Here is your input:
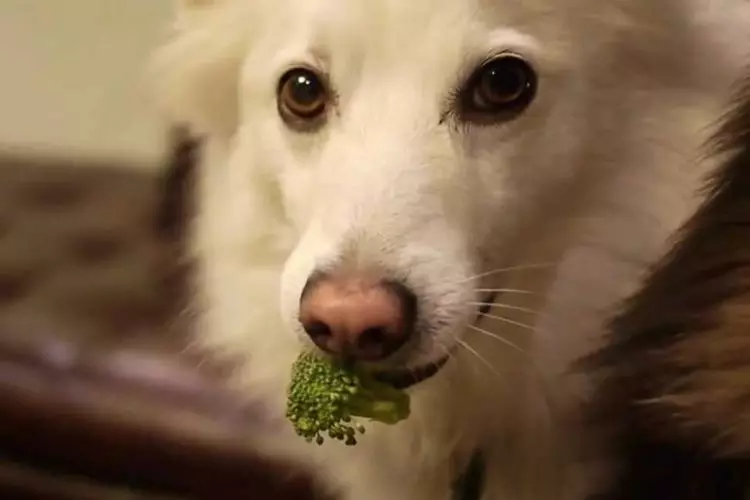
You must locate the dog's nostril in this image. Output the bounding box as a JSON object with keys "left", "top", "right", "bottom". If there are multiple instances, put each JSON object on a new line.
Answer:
{"left": 357, "top": 327, "right": 388, "bottom": 351}
{"left": 304, "top": 320, "right": 332, "bottom": 340}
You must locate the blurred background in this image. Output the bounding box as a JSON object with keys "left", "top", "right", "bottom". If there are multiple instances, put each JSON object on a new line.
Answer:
{"left": 0, "top": 0, "right": 170, "bottom": 169}
{"left": 1, "top": 2, "right": 749, "bottom": 500}
{"left": 0, "top": 2, "right": 320, "bottom": 499}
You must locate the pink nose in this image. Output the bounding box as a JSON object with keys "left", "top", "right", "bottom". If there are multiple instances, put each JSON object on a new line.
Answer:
{"left": 298, "top": 273, "right": 417, "bottom": 362}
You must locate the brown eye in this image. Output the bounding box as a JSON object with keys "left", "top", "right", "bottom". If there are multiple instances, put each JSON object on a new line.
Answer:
{"left": 277, "top": 68, "right": 329, "bottom": 124}
{"left": 462, "top": 55, "right": 537, "bottom": 120}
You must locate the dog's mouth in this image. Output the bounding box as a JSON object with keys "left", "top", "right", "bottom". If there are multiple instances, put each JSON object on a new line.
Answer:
{"left": 373, "top": 357, "right": 450, "bottom": 390}
{"left": 373, "top": 292, "right": 498, "bottom": 390}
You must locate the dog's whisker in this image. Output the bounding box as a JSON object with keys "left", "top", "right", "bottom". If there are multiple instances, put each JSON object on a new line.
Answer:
{"left": 467, "top": 324, "right": 527, "bottom": 354}
{"left": 477, "top": 312, "right": 536, "bottom": 331}
{"left": 456, "top": 262, "right": 556, "bottom": 285}
{"left": 459, "top": 329, "right": 561, "bottom": 475}
{"left": 456, "top": 340, "right": 484, "bottom": 383}
{"left": 456, "top": 339, "right": 504, "bottom": 381}
{"left": 468, "top": 302, "right": 539, "bottom": 315}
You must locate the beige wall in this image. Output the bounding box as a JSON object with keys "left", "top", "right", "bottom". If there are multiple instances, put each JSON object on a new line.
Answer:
{"left": 0, "top": 1, "right": 173, "bottom": 169}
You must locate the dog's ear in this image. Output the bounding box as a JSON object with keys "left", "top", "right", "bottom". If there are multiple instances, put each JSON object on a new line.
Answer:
{"left": 152, "top": 0, "right": 242, "bottom": 138}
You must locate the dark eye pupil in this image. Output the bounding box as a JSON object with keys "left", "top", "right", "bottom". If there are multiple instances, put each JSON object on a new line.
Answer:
{"left": 482, "top": 64, "right": 525, "bottom": 101}
{"left": 290, "top": 73, "right": 323, "bottom": 106}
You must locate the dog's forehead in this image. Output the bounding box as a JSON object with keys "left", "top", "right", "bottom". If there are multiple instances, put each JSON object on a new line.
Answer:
{"left": 302, "top": 0, "right": 559, "bottom": 52}
{"left": 269, "top": 0, "right": 600, "bottom": 80}
{"left": 298, "top": 0, "right": 480, "bottom": 63}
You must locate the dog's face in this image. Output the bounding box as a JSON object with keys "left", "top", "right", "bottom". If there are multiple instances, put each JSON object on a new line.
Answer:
{"left": 157, "top": 0, "right": 643, "bottom": 382}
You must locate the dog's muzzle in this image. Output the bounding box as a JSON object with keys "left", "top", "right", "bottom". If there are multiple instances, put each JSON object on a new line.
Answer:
{"left": 373, "top": 292, "right": 497, "bottom": 389}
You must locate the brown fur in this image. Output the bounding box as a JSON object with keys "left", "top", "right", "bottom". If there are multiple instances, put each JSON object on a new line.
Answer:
{"left": 585, "top": 76, "right": 750, "bottom": 499}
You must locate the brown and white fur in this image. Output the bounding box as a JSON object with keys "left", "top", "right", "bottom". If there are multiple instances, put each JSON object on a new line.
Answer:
{"left": 150, "top": 1, "right": 747, "bottom": 499}
{"left": 587, "top": 74, "right": 750, "bottom": 500}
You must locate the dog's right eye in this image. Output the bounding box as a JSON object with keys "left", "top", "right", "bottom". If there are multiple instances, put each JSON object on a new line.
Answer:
{"left": 277, "top": 68, "right": 329, "bottom": 127}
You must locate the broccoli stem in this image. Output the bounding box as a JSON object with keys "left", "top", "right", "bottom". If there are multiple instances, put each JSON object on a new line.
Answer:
{"left": 348, "top": 397, "right": 409, "bottom": 424}
{"left": 347, "top": 372, "right": 411, "bottom": 424}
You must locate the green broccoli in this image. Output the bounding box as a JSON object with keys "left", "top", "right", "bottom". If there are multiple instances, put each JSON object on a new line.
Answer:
{"left": 286, "top": 351, "right": 411, "bottom": 446}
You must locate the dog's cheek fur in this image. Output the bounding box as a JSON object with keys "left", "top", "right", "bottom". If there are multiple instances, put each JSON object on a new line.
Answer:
{"left": 587, "top": 76, "right": 750, "bottom": 499}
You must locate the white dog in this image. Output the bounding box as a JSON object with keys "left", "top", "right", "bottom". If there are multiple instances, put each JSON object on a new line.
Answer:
{"left": 151, "top": 1, "right": 746, "bottom": 499}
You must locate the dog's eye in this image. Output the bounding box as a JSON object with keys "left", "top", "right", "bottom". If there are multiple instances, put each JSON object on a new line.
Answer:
{"left": 461, "top": 55, "right": 537, "bottom": 121}
{"left": 277, "top": 68, "right": 329, "bottom": 125}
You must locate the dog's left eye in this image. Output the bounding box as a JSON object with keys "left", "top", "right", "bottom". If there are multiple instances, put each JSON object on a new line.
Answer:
{"left": 277, "top": 68, "right": 329, "bottom": 127}
{"left": 459, "top": 55, "right": 537, "bottom": 122}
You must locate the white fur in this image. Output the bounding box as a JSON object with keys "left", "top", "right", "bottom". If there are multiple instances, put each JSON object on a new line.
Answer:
{"left": 151, "top": 1, "right": 748, "bottom": 499}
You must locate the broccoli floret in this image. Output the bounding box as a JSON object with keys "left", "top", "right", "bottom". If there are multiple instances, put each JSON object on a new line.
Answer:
{"left": 286, "top": 351, "right": 411, "bottom": 446}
